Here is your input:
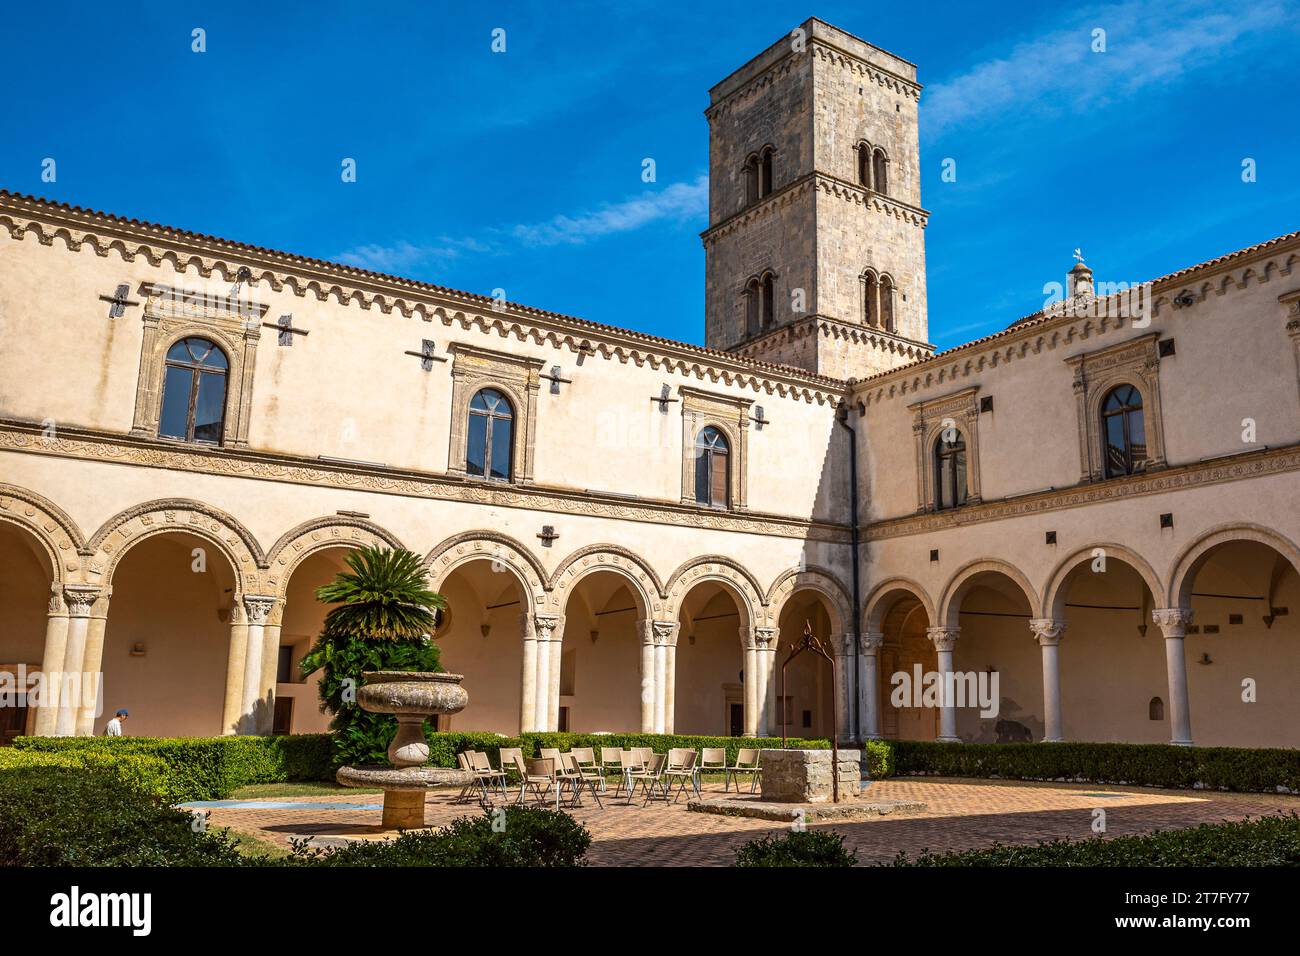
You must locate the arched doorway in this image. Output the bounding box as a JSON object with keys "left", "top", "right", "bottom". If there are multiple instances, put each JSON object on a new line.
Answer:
{"left": 775, "top": 590, "right": 836, "bottom": 740}
{"left": 276, "top": 547, "right": 355, "bottom": 735}
{"left": 674, "top": 581, "right": 747, "bottom": 736}
{"left": 560, "top": 570, "right": 645, "bottom": 733}
{"left": 0, "top": 524, "right": 55, "bottom": 743}
{"left": 433, "top": 557, "right": 528, "bottom": 734}
{"left": 99, "top": 531, "right": 236, "bottom": 736}
{"left": 869, "top": 587, "right": 936, "bottom": 741}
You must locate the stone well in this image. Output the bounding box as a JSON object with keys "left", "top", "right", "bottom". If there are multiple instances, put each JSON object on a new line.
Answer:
{"left": 760, "top": 748, "right": 861, "bottom": 803}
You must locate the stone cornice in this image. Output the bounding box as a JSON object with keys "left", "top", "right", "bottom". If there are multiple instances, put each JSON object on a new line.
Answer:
{"left": 0, "top": 419, "right": 852, "bottom": 544}
{"left": 0, "top": 190, "right": 845, "bottom": 406}
{"left": 813, "top": 174, "right": 929, "bottom": 225}
{"left": 863, "top": 443, "right": 1300, "bottom": 541}
{"left": 736, "top": 314, "right": 933, "bottom": 366}
{"left": 700, "top": 176, "right": 815, "bottom": 244}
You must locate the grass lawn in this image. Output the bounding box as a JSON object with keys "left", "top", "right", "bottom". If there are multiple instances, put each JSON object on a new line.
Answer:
{"left": 230, "top": 781, "right": 383, "bottom": 800}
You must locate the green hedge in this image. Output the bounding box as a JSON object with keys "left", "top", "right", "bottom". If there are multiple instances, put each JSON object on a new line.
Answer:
{"left": 735, "top": 830, "right": 858, "bottom": 867}
{"left": 889, "top": 740, "right": 1300, "bottom": 793}
{"left": 890, "top": 813, "right": 1300, "bottom": 866}
{"left": 13, "top": 735, "right": 333, "bottom": 801}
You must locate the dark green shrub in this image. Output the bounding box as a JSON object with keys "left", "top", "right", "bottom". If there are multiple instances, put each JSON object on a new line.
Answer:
{"left": 290, "top": 805, "right": 591, "bottom": 867}
{"left": 0, "top": 766, "right": 247, "bottom": 866}
{"left": 889, "top": 740, "right": 1300, "bottom": 793}
{"left": 890, "top": 813, "right": 1300, "bottom": 866}
{"left": 735, "top": 830, "right": 857, "bottom": 867}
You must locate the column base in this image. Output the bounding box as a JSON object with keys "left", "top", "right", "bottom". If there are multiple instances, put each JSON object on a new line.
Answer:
{"left": 1170, "top": 738, "right": 1195, "bottom": 747}
{"left": 1041, "top": 736, "right": 1064, "bottom": 743}
{"left": 935, "top": 735, "right": 962, "bottom": 743}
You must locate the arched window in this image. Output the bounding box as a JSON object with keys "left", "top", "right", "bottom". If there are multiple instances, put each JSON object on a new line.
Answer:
{"left": 744, "top": 277, "right": 762, "bottom": 337}
{"left": 863, "top": 272, "right": 878, "bottom": 327}
{"left": 467, "top": 388, "right": 514, "bottom": 481}
{"left": 761, "top": 272, "right": 775, "bottom": 328}
{"left": 758, "top": 147, "right": 774, "bottom": 198}
{"left": 857, "top": 143, "right": 872, "bottom": 189}
{"left": 873, "top": 148, "right": 888, "bottom": 196}
{"left": 880, "top": 275, "right": 896, "bottom": 333}
{"left": 1148, "top": 697, "right": 1164, "bottom": 721}
{"left": 934, "top": 432, "right": 968, "bottom": 510}
{"left": 1101, "top": 384, "right": 1146, "bottom": 478}
{"left": 159, "top": 337, "right": 228, "bottom": 444}
{"left": 743, "top": 155, "right": 759, "bottom": 206}
{"left": 694, "top": 426, "right": 730, "bottom": 508}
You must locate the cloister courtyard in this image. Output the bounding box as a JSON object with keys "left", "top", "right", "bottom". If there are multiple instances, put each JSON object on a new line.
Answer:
{"left": 192, "top": 775, "right": 1300, "bottom": 866}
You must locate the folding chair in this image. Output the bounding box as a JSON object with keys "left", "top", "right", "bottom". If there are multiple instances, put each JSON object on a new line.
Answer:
{"left": 453, "top": 751, "right": 479, "bottom": 804}
{"left": 468, "top": 750, "right": 509, "bottom": 804}
{"left": 599, "top": 746, "right": 623, "bottom": 785}
{"left": 614, "top": 748, "right": 643, "bottom": 799}
{"left": 664, "top": 749, "right": 699, "bottom": 803}
{"left": 571, "top": 752, "right": 606, "bottom": 808}
{"left": 570, "top": 747, "right": 603, "bottom": 792}
{"left": 514, "top": 754, "right": 559, "bottom": 809}
{"left": 725, "top": 748, "right": 762, "bottom": 794}
{"left": 629, "top": 752, "right": 668, "bottom": 806}
{"left": 699, "top": 747, "right": 726, "bottom": 790}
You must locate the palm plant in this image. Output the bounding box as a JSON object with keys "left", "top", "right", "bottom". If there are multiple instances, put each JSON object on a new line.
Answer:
{"left": 314, "top": 546, "right": 446, "bottom": 639}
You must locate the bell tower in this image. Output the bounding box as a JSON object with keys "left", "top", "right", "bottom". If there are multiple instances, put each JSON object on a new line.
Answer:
{"left": 702, "top": 18, "right": 934, "bottom": 380}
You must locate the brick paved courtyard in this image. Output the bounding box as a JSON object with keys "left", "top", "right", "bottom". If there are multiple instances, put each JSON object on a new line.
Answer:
{"left": 197, "top": 777, "right": 1300, "bottom": 866}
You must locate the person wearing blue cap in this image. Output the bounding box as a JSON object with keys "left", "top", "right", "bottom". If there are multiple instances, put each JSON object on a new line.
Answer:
{"left": 105, "top": 709, "right": 129, "bottom": 737}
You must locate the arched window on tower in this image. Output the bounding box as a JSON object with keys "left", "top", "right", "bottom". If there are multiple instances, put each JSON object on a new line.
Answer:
{"left": 873, "top": 148, "right": 889, "bottom": 196}
{"left": 857, "top": 142, "right": 872, "bottom": 189}
{"left": 744, "top": 276, "right": 762, "bottom": 337}
{"left": 761, "top": 272, "right": 775, "bottom": 328}
{"left": 759, "top": 147, "right": 774, "bottom": 198}
{"left": 694, "top": 426, "right": 730, "bottom": 508}
{"left": 743, "top": 154, "right": 759, "bottom": 206}
{"left": 879, "top": 275, "right": 896, "bottom": 333}
{"left": 1101, "top": 384, "right": 1146, "bottom": 478}
{"left": 159, "top": 336, "right": 228, "bottom": 444}
{"left": 934, "top": 431, "right": 968, "bottom": 510}
{"left": 862, "top": 271, "right": 879, "bottom": 327}
{"left": 466, "top": 387, "right": 514, "bottom": 481}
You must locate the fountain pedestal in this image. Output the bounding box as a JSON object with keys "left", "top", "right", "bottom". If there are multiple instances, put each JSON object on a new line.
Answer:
{"left": 335, "top": 671, "right": 473, "bottom": 829}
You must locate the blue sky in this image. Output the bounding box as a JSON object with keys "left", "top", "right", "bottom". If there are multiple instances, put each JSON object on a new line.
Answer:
{"left": 3, "top": 0, "right": 1297, "bottom": 351}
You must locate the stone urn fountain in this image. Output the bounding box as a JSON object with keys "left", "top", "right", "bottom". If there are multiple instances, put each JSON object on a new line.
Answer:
{"left": 336, "top": 671, "right": 475, "bottom": 829}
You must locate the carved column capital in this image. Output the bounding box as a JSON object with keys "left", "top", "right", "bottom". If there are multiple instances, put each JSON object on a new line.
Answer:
{"left": 652, "top": 620, "right": 679, "bottom": 647}
{"left": 242, "top": 595, "right": 278, "bottom": 626}
{"left": 859, "top": 630, "right": 885, "bottom": 654}
{"left": 926, "top": 625, "right": 960, "bottom": 652}
{"left": 832, "top": 632, "right": 856, "bottom": 658}
{"left": 63, "top": 585, "right": 101, "bottom": 617}
{"left": 1029, "top": 618, "right": 1067, "bottom": 646}
{"left": 1152, "top": 607, "right": 1194, "bottom": 638}
{"left": 753, "top": 626, "right": 777, "bottom": 651}
{"left": 534, "top": 614, "right": 564, "bottom": 642}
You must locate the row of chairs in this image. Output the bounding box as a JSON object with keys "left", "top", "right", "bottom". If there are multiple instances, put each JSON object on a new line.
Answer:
{"left": 455, "top": 747, "right": 764, "bottom": 809}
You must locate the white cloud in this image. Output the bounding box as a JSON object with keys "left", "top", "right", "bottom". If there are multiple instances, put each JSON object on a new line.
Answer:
{"left": 923, "top": 0, "right": 1289, "bottom": 138}
{"left": 509, "top": 175, "right": 709, "bottom": 247}
{"left": 336, "top": 237, "right": 490, "bottom": 273}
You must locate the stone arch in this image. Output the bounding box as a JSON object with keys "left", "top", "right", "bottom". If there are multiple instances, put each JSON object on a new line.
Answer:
{"left": 547, "top": 545, "right": 665, "bottom": 617}
{"left": 863, "top": 575, "right": 936, "bottom": 632}
{"left": 765, "top": 566, "right": 852, "bottom": 636}
{"left": 665, "top": 555, "right": 761, "bottom": 626}
{"left": 424, "top": 531, "right": 546, "bottom": 615}
{"left": 265, "top": 515, "right": 405, "bottom": 598}
{"left": 0, "top": 484, "right": 86, "bottom": 583}
{"left": 938, "top": 558, "right": 1039, "bottom": 629}
{"left": 85, "top": 499, "right": 264, "bottom": 592}
{"left": 1041, "top": 543, "right": 1164, "bottom": 619}
{"left": 1168, "top": 523, "right": 1300, "bottom": 608}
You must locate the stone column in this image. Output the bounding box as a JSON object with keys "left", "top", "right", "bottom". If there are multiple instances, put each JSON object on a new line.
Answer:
{"left": 533, "top": 614, "right": 563, "bottom": 732}
{"left": 32, "top": 588, "right": 71, "bottom": 736}
{"left": 1029, "top": 619, "right": 1067, "bottom": 743}
{"left": 739, "top": 626, "right": 759, "bottom": 737}
{"left": 927, "top": 625, "right": 961, "bottom": 743}
{"left": 652, "top": 621, "right": 678, "bottom": 734}
{"left": 54, "top": 585, "right": 99, "bottom": 736}
{"left": 832, "top": 633, "right": 856, "bottom": 743}
{"left": 255, "top": 599, "right": 286, "bottom": 736}
{"left": 75, "top": 592, "right": 112, "bottom": 736}
{"left": 519, "top": 612, "right": 538, "bottom": 733}
{"left": 237, "top": 595, "right": 277, "bottom": 735}
{"left": 221, "top": 598, "right": 250, "bottom": 735}
{"left": 858, "top": 631, "right": 884, "bottom": 740}
{"left": 754, "top": 626, "right": 777, "bottom": 736}
{"left": 637, "top": 619, "right": 656, "bottom": 733}
{"left": 1153, "top": 608, "right": 1195, "bottom": 746}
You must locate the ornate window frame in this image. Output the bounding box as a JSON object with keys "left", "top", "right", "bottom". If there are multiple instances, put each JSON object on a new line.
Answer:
{"left": 447, "top": 342, "right": 543, "bottom": 484}
{"left": 130, "top": 282, "right": 266, "bottom": 448}
{"left": 1281, "top": 288, "right": 1300, "bottom": 401}
{"left": 908, "top": 385, "right": 981, "bottom": 512}
{"left": 1065, "top": 332, "right": 1167, "bottom": 483}
{"left": 679, "top": 386, "right": 751, "bottom": 511}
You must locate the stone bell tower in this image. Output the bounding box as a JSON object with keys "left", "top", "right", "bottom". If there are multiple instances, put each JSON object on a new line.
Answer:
{"left": 702, "top": 18, "right": 934, "bottom": 380}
